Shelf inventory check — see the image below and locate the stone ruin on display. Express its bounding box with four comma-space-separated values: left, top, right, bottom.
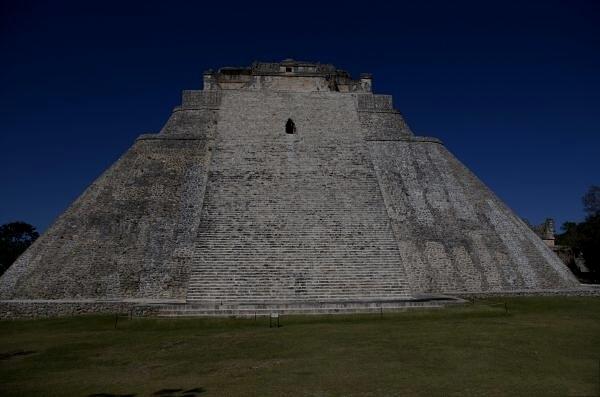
528, 218, 556, 247
0, 59, 581, 317
528, 218, 591, 275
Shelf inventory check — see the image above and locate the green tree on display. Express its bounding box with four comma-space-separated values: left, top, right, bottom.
556, 186, 600, 276
556, 221, 580, 249
0, 222, 39, 276
576, 214, 600, 272
582, 185, 600, 216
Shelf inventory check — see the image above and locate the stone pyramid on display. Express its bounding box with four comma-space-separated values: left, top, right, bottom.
0, 60, 578, 317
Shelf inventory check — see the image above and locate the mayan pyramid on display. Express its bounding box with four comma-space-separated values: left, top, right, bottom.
0, 59, 578, 317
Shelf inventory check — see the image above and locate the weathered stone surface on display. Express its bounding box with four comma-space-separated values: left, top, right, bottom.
0, 300, 163, 319
370, 140, 576, 293
0, 138, 212, 301
0, 59, 580, 318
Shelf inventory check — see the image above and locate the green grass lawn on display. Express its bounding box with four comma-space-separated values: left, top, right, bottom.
1, 297, 599, 396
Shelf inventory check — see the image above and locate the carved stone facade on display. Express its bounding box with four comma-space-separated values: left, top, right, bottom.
0, 60, 582, 318
203, 59, 372, 93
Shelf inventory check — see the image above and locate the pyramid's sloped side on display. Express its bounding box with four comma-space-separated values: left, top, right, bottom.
160, 108, 218, 136
370, 140, 578, 293
0, 137, 212, 300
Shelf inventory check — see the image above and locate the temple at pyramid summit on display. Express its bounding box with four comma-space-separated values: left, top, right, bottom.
0, 59, 581, 317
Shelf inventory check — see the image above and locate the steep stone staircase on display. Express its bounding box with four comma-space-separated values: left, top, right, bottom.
185, 91, 411, 305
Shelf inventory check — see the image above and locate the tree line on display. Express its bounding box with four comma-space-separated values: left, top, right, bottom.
0, 222, 39, 276
556, 185, 600, 280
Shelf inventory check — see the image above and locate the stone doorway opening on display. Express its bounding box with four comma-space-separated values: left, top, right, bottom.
286, 118, 296, 134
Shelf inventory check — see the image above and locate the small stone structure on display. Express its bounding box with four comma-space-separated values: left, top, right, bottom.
529, 218, 556, 247
0, 59, 583, 318
527, 218, 590, 274
553, 246, 590, 274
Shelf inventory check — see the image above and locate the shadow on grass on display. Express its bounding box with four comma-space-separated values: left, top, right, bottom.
154, 388, 206, 396
88, 394, 135, 397
88, 387, 206, 397
0, 350, 36, 360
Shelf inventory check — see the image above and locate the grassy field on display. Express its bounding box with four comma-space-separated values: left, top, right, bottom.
1, 297, 599, 396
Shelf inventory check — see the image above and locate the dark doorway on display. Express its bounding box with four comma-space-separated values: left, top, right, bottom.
286, 118, 296, 134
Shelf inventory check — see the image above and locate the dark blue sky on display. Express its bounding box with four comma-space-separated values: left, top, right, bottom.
1, 1, 599, 233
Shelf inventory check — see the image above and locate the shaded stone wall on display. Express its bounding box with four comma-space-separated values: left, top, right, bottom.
0, 300, 161, 319
160, 109, 218, 136
160, 90, 221, 136
357, 94, 413, 140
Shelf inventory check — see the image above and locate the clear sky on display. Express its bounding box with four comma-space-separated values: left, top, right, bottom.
1, 1, 599, 233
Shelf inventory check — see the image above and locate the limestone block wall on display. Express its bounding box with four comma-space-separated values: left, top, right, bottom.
160, 109, 218, 136
245, 75, 332, 92
359, 111, 413, 140
181, 90, 221, 108
357, 93, 413, 140
357, 94, 394, 111
161, 90, 220, 136
0, 136, 212, 300
369, 140, 578, 293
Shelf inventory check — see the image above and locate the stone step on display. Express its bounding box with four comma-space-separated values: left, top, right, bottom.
189, 246, 401, 250
188, 273, 408, 279
186, 288, 410, 295
192, 245, 398, 249
190, 256, 400, 260
185, 295, 412, 301
196, 232, 396, 235
189, 274, 406, 277
156, 307, 439, 316
188, 260, 403, 264
185, 292, 412, 298
186, 282, 410, 288
186, 281, 410, 286
153, 297, 465, 316
186, 293, 411, 298
187, 279, 408, 285
188, 275, 409, 280
190, 260, 402, 263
